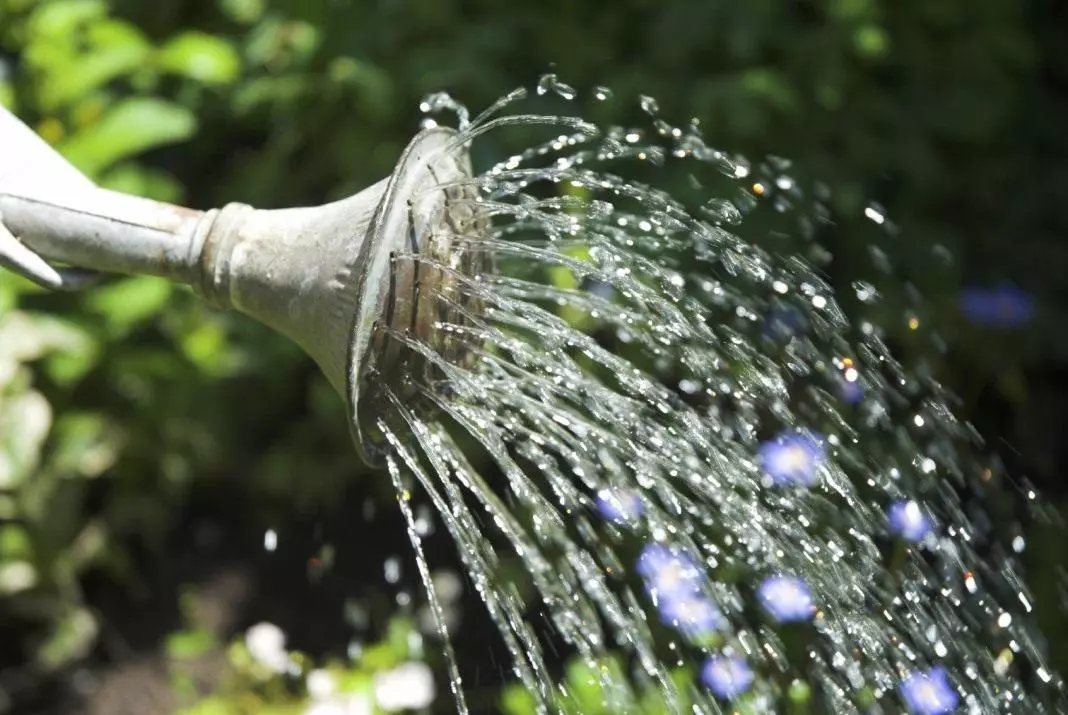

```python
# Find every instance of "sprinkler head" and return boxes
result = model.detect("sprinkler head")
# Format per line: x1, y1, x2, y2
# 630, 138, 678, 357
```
0, 109, 490, 465
346, 128, 491, 461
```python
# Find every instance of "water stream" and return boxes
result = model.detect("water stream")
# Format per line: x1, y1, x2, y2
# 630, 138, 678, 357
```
366, 79, 1063, 713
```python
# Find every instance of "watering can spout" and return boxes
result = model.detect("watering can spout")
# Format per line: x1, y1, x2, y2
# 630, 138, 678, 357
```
0, 106, 488, 462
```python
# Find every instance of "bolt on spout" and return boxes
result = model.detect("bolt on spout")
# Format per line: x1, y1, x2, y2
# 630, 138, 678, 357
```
0, 106, 489, 464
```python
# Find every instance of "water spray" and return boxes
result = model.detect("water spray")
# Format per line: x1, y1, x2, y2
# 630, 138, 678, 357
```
4, 91, 1064, 711
0, 105, 489, 462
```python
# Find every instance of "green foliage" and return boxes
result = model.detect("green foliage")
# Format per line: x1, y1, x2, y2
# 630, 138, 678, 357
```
500, 658, 698, 715
168, 610, 423, 715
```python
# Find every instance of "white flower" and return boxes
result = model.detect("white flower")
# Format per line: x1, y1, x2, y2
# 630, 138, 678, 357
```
431, 570, 462, 604
307, 669, 337, 701
304, 702, 347, 715
245, 622, 289, 673
303, 694, 372, 715
374, 662, 436, 711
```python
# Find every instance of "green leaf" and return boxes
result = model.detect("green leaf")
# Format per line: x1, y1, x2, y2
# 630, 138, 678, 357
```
37, 606, 98, 669
37, 20, 152, 110
26, 0, 106, 40
386, 617, 414, 659
49, 413, 119, 478
501, 683, 538, 715
219, 0, 266, 25
41, 320, 100, 386
0, 390, 52, 489
86, 276, 173, 336
564, 658, 633, 715
177, 696, 237, 715
57, 98, 196, 176
166, 628, 217, 660
231, 75, 312, 114
854, 25, 890, 59
156, 32, 241, 86
100, 163, 184, 203
0, 524, 34, 559
179, 320, 232, 376
0, 81, 14, 110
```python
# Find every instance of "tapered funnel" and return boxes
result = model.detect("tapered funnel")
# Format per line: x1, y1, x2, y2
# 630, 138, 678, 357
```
0, 109, 490, 465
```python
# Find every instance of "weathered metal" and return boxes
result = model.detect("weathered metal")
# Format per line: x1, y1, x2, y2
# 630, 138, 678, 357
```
0, 106, 486, 464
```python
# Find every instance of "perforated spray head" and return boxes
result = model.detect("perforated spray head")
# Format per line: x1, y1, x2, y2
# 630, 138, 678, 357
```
0, 108, 489, 464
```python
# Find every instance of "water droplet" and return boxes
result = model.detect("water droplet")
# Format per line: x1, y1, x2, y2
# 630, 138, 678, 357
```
419, 92, 471, 128
653, 119, 674, 136
593, 86, 614, 101
384, 556, 402, 584
537, 73, 576, 100
852, 280, 879, 303
869, 245, 893, 274
639, 95, 660, 115
700, 198, 742, 225
864, 203, 886, 225
587, 200, 614, 219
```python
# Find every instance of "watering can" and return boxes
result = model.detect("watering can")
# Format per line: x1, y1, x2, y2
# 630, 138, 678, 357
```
0, 105, 489, 461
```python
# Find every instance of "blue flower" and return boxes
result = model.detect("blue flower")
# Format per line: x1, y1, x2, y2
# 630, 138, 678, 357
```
764, 305, 807, 341
899, 667, 958, 715
595, 488, 644, 524
637, 544, 704, 601
888, 500, 932, 542
657, 593, 727, 639
757, 574, 815, 623
758, 431, 826, 486
701, 655, 754, 700
836, 370, 865, 404
959, 285, 1034, 328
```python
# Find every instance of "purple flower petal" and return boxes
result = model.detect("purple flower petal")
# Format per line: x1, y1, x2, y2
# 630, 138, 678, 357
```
900, 667, 959, 715
764, 305, 807, 340
757, 574, 815, 623
758, 431, 826, 486
888, 500, 932, 542
637, 544, 704, 601
959, 285, 1034, 328
838, 372, 865, 404
595, 488, 644, 524
701, 655, 754, 700
658, 594, 727, 639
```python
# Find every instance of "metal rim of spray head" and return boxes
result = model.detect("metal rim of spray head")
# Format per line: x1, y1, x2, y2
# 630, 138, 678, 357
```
346, 127, 490, 463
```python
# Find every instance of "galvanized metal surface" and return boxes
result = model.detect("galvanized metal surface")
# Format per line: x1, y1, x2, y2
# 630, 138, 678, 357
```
0, 105, 484, 464
0, 106, 103, 289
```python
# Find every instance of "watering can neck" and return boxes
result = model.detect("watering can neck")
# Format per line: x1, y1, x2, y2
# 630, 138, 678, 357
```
0, 187, 218, 287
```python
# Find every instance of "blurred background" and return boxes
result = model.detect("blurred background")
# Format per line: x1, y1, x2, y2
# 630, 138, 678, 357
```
1, 0, 1066, 713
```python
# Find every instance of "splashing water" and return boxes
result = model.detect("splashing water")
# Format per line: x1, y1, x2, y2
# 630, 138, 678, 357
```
366, 79, 1064, 713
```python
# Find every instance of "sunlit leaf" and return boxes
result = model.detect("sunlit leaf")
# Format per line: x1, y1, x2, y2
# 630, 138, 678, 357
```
37, 606, 98, 669
57, 98, 196, 176
37, 20, 152, 109
26, 0, 106, 40
156, 32, 241, 86
100, 163, 185, 203
85, 276, 173, 336
167, 628, 217, 660
0, 390, 51, 489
